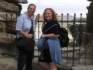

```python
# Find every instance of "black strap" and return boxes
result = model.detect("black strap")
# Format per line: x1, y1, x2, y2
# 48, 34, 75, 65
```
44, 24, 57, 32
29, 19, 34, 34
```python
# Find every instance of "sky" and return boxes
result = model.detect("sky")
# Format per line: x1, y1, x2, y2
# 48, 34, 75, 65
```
21, 0, 90, 17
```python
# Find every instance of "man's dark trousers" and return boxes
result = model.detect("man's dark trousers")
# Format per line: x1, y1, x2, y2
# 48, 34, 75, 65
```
17, 46, 34, 70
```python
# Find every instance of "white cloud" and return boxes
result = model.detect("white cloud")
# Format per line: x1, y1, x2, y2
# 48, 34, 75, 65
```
27, 0, 89, 6
21, 0, 90, 16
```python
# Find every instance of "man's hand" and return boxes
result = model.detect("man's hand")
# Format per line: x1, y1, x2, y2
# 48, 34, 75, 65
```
20, 31, 33, 38
27, 34, 33, 38
25, 33, 33, 38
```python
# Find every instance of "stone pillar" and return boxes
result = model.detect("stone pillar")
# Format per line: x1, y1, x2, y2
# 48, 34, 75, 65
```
17, 0, 28, 4
85, 0, 93, 64
86, 0, 93, 34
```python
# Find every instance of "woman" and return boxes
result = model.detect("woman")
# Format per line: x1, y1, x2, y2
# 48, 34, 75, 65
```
39, 8, 62, 70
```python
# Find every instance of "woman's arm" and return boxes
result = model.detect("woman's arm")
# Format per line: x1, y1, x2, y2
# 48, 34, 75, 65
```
42, 33, 60, 38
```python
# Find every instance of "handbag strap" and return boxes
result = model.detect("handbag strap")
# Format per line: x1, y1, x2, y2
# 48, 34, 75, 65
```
29, 19, 34, 34
44, 24, 57, 32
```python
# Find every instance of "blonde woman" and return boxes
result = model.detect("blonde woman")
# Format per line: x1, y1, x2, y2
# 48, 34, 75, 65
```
39, 8, 62, 70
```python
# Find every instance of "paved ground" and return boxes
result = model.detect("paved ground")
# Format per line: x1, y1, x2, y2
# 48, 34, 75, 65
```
0, 55, 72, 70
72, 65, 93, 70
0, 45, 92, 70
0, 56, 41, 70
0, 54, 93, 70
0, 55, 16, 70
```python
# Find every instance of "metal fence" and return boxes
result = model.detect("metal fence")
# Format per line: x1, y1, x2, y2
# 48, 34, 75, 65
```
35, 14, 87, 66
0, 12, 93, 66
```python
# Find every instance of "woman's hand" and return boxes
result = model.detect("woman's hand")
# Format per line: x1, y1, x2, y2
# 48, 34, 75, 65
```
48, 34, 56, 38
41, 34, 46, 38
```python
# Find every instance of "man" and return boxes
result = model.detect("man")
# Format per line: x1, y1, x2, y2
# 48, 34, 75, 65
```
16, 4, 36, 70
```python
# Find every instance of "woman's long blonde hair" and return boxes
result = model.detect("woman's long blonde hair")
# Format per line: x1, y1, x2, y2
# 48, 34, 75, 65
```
43, 8, 58, 21
42, 8, 58, 28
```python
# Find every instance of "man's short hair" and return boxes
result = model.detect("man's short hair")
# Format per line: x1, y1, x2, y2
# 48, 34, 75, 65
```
28, 4, 36, 9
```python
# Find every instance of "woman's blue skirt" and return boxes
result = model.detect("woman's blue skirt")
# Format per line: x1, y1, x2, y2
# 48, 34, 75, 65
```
47, 38, 62, 64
